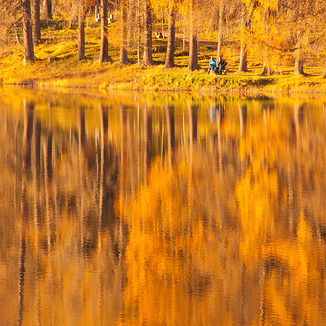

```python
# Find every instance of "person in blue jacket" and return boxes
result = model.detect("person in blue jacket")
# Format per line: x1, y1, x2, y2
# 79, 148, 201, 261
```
207, 57, 217, 74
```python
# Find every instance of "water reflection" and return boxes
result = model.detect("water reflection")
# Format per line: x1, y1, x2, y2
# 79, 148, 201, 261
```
1, 91, 326, 325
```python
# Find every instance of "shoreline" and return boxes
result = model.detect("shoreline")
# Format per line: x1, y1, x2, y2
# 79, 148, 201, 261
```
1, 58, 326, 97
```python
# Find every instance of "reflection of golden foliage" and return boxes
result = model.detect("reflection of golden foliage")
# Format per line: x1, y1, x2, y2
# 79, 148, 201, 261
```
2, 96, 326, 325
235, 102, 326, 325
117, 150, 241, 325
117, 102, 326, 325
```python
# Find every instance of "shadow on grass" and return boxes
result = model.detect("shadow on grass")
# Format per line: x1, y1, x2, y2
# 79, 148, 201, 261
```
247, 78, 275, 87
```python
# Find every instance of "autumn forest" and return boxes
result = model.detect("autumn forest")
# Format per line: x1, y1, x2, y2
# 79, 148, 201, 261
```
1, 0, 326, 77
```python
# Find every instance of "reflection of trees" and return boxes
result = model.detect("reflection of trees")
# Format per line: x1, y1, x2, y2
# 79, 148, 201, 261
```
18, 100, 34, 326
2, 97, 326, 325
117, 101, 326, 325
165, 106, 175, 170
237, 102, 326, 325
144, 105, 152, 180
1, 100, 124, 325
117, 104, 245, 325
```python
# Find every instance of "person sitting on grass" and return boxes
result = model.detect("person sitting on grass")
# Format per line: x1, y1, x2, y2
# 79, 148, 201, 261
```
217, 56, 227, 74
207, 57, 217, 74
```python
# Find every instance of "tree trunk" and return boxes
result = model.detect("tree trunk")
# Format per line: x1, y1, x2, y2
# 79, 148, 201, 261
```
165, 2, 175, 68
43, 0, 52, 19
143, 0, 152, 66
32, 0, 41, 45
78, 1, 86, 61
293, 30, 309, 75
238, 11, 248, 72
294, 47, 304, 75
261, 43, 272, 75
137, 0, 141, 65
22, 0, 34, 64
120, 0, 128, 66
238, 40, 247, 72
261, 62, 273, 76
127, 0, 135, 47
261, 9, 273, 75
188, 32, 199, 71
99, 0, 109, 63
216, 0, 224, 60
323, 57, 326, 78
187, 0, 199, 71
261, 40, 272, 75
183, 26, 186, 51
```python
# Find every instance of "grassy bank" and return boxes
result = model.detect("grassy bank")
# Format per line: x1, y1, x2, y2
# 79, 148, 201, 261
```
1, 18, 326, 95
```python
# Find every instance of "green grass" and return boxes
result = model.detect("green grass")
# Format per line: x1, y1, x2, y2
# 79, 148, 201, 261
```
1, 16, 326, 95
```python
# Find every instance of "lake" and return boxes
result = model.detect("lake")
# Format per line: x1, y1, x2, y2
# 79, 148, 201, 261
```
1, 89, 326, 325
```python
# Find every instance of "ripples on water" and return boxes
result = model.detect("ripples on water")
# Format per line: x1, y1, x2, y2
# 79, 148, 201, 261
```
1, 91, 326, 325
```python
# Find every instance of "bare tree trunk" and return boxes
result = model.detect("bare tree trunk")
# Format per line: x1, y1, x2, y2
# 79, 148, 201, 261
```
143, 0, 152, 66
183, 26, 186, 51
187, 29, 199, 71
22, 0, 35, 64
32, 0, 41, 45
216, 0, 224, 60
99, 0, 109, 63
238, 40, 247, 72
187, 0, 199, 71
43, 0, 52, 19
293, 30, 309, 75
120, 0, 128, 65
127, 0, 135, 47
165, 2, 175, 68
137, 0, 142, 65
238, 12, 248, 72
261, 9, 273, 75
294, 46, 304, 75
16, 26, 21, 45
261, 50, 273, 76
78, 1, 86, 61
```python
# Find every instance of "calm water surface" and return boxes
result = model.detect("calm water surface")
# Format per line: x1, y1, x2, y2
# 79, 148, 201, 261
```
1, 90, 326, 325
